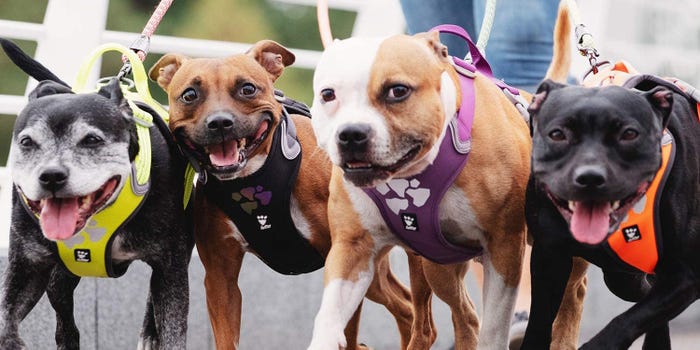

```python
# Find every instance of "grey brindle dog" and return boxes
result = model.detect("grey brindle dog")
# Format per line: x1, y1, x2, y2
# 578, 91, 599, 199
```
0, 38, 193, 349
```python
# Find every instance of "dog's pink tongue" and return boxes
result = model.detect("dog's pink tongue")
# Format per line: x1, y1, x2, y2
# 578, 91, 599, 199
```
40, 198, 79, 241
570, 201, 611, 245
209, 140, 239, 167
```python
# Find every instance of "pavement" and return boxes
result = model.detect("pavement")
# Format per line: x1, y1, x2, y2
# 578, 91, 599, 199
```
3, 248, 700, 349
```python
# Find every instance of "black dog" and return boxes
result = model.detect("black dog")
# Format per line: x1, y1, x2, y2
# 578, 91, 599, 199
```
0, 39, 193, 349
520, 76, 700, 349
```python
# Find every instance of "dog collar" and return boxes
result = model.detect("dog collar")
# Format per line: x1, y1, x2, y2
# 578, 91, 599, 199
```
363, 55, 483, 264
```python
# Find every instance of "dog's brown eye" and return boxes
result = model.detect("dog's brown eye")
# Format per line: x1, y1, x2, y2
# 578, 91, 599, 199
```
180, 88, 198, 103
80, 134, 104, 147
19, 136, 35, 148
548, 129, 566, 141
240, 83, 257, 97
620, 128, 639, 141
386, 85, 411, 102
320, 88, 336, 103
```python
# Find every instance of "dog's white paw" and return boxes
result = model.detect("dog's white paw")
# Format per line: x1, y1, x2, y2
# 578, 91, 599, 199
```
137, 336, 158, 350
307, 321, 346, 350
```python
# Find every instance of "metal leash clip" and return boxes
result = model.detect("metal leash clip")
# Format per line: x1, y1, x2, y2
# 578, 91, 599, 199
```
575, 24, 601, 73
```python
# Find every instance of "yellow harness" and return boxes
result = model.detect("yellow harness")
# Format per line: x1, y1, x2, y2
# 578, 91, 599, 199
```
22, 44, 193, 277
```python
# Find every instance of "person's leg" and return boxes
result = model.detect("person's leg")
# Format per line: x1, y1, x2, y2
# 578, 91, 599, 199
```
399, 0, 476, 59
474, 0, 559, 92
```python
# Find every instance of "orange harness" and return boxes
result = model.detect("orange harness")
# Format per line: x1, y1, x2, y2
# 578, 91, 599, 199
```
582, 62, 692, 274
604, 132, 675, 274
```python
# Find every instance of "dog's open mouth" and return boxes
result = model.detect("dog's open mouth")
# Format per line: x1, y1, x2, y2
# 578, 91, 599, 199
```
546, 181, 651, 245
342, 145, 421, 180
26, 176, 120, 241
179, 120, 270, 174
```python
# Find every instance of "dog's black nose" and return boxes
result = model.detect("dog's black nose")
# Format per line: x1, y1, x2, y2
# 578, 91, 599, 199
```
573, 165, 607, 189
39, 167, 68, 192
206, 114, 234, 132
337, 123, 372, 152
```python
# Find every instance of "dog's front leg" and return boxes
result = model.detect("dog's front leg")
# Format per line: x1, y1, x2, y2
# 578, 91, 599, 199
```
422, 260, 479, 350
0, 243, 52, 349
406, 253, 438, 349
520, 241, 573, 350
479, 250, 522, 350
308, 177, 377, 350
45, 268, 81, 350
145, 257, 190, 349
363, 250, 415, 350
308, 239, 375, 350
195, 196, 246, 350
580, 267, 698, 350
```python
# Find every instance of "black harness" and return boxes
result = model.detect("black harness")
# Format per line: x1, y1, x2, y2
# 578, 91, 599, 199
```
200, 94, 324, 275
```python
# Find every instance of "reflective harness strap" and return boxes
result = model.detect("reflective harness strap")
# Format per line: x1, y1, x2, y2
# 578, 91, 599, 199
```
203, 113, 325, 275
363, 69, 481, 264
50, 43, 163, 277
604, 132, 675, 274
362, 25, 529, 264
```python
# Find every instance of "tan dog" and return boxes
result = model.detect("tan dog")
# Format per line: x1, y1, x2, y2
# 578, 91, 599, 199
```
149, 40, 420, 350
307, 32, 586, 349
307, 32, 530, 350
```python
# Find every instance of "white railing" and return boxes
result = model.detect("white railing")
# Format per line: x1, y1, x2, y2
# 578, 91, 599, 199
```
1, 0, 699, 245
0, 0, 405, 245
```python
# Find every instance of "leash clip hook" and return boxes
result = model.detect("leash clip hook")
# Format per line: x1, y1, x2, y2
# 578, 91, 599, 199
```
575, 24, 600, 74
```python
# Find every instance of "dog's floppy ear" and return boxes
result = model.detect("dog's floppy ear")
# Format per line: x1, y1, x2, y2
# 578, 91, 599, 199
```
641, 86, 673, 129
97, 78, 140, 160
149, 53, 189, 91
528, 79, 567, 113
415, 31, 450, 63
527, 79, 567, 136
28, 80, 74, 100
246, 40, 295, 82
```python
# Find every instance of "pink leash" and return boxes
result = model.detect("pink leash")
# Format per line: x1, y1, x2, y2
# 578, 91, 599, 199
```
118, 0, 174, 77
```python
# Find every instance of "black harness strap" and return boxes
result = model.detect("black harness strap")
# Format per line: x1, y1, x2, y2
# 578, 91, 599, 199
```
203, 110, 324, 275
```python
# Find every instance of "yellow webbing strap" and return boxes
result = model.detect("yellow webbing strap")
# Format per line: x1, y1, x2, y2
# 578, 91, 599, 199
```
56, 44, 155, 277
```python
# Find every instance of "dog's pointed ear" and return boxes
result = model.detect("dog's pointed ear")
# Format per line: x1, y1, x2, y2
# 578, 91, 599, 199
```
28, 80, 74, 100
415, 31, 450, 63
642, 86, 673, 129
149, 53, 189, 91
97, 78, 134, 120
97, 78, 127, 106
528, 79, 567, 113
246, 40, 295, 82
96, 78, 140, 160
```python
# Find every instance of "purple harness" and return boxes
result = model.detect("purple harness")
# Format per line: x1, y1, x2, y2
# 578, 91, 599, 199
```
363, 24, 521, 264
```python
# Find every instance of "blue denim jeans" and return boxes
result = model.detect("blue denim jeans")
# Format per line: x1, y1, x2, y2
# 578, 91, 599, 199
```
399, 0, 559, 93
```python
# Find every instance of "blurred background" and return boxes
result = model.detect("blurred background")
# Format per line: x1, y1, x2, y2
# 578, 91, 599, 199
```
0, 0, 699, 349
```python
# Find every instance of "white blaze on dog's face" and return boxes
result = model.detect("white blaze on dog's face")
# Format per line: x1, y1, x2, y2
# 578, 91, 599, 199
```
311, 33, 460, 188
9, 82, 136, 241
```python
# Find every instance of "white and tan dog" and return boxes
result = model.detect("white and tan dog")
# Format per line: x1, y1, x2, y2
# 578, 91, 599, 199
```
308, 32, 533, 350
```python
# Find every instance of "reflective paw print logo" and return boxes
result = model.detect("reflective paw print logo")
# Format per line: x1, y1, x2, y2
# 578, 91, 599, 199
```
231, 185, 272, 214
63, 218, 107, 249
257, 215, 271, 230
375, 179, 431, 215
